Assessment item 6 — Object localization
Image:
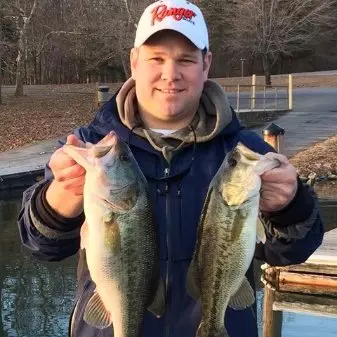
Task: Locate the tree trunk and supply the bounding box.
[14,0,38,96]
[24,56,27,85]
[15,40,24,96]
[0,47,2,104]
[261,54,272,86]
[24,35,28,86]
[39,53,42,84]
[75,62,80,83]
[0,60,2,105]
[249,54,255,76]
[33,52,37,84]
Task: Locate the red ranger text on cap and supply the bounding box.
[151,5,196,25]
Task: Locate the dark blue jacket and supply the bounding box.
[18,93,323,337]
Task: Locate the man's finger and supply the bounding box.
[49,147,78,170]
[264,152,289,165]
[63,177,85,190]
[66,135,85,147]
[54,165,86,182]
[261,164,297,183]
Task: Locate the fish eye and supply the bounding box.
[120,154,130,162]
[228,158,237,167]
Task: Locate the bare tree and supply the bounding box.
[0,3,5,104]
[231,0,337,85]
[1,0,337,87]
[12,0,38,95]
[0,31,3,105]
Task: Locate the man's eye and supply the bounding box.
[181,59,194,64]
[150,57,163,62]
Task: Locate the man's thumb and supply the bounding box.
[66,134,85,147]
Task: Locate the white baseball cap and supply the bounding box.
[134,0,209,50]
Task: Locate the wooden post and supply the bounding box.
[261,126,285,337]
[95,82,100,107]
[236,84,240,112]
[251,74,256,110]
[274,87,278,110]
[288,74,293,110]
[263,86,266,111]
[263,287,283,337]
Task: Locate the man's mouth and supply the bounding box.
[157,89,184,94]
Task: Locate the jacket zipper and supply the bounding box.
[164,166,172,337]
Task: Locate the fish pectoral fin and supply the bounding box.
[147,278,165,318]
[83,291,112,329]
[103,216,121,255]
[80,221,88,249]
[228,277,255,310]
[186,260,201,301]
[256,216,266,244]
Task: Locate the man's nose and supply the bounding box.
[161,60,181,81]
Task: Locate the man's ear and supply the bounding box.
[130,48,139,80]
[203,51,212,82]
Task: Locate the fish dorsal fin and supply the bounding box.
[147,278,166,318]
[185,188,215,303]
[84,291,112,329]
[256,216,266,244]
[228,277,255,310]
[186,259,201,301]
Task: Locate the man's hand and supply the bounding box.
[46,135,86,218]
[259,152,298,213]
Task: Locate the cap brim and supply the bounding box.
[135,27,206,50]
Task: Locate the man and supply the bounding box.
[18,0,323,336]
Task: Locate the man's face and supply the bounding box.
[130,30,212,129]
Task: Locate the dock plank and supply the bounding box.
[306,228,337,265]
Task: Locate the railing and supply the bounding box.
[222,75,293,113]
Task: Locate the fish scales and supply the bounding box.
[198,192,253,336]
[64,132,165,337]
[187,142,280,337]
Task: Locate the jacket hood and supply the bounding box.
[89,78,244,160]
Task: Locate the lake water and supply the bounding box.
[1,190,337,337]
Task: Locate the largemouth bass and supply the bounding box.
[187,142,280,337]
[64,131,164,337]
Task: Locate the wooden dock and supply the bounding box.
[261,228,337,337]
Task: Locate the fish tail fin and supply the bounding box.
[196,322,230,337]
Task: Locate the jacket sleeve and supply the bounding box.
[17,127,88,262]
[238,129,324,266]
